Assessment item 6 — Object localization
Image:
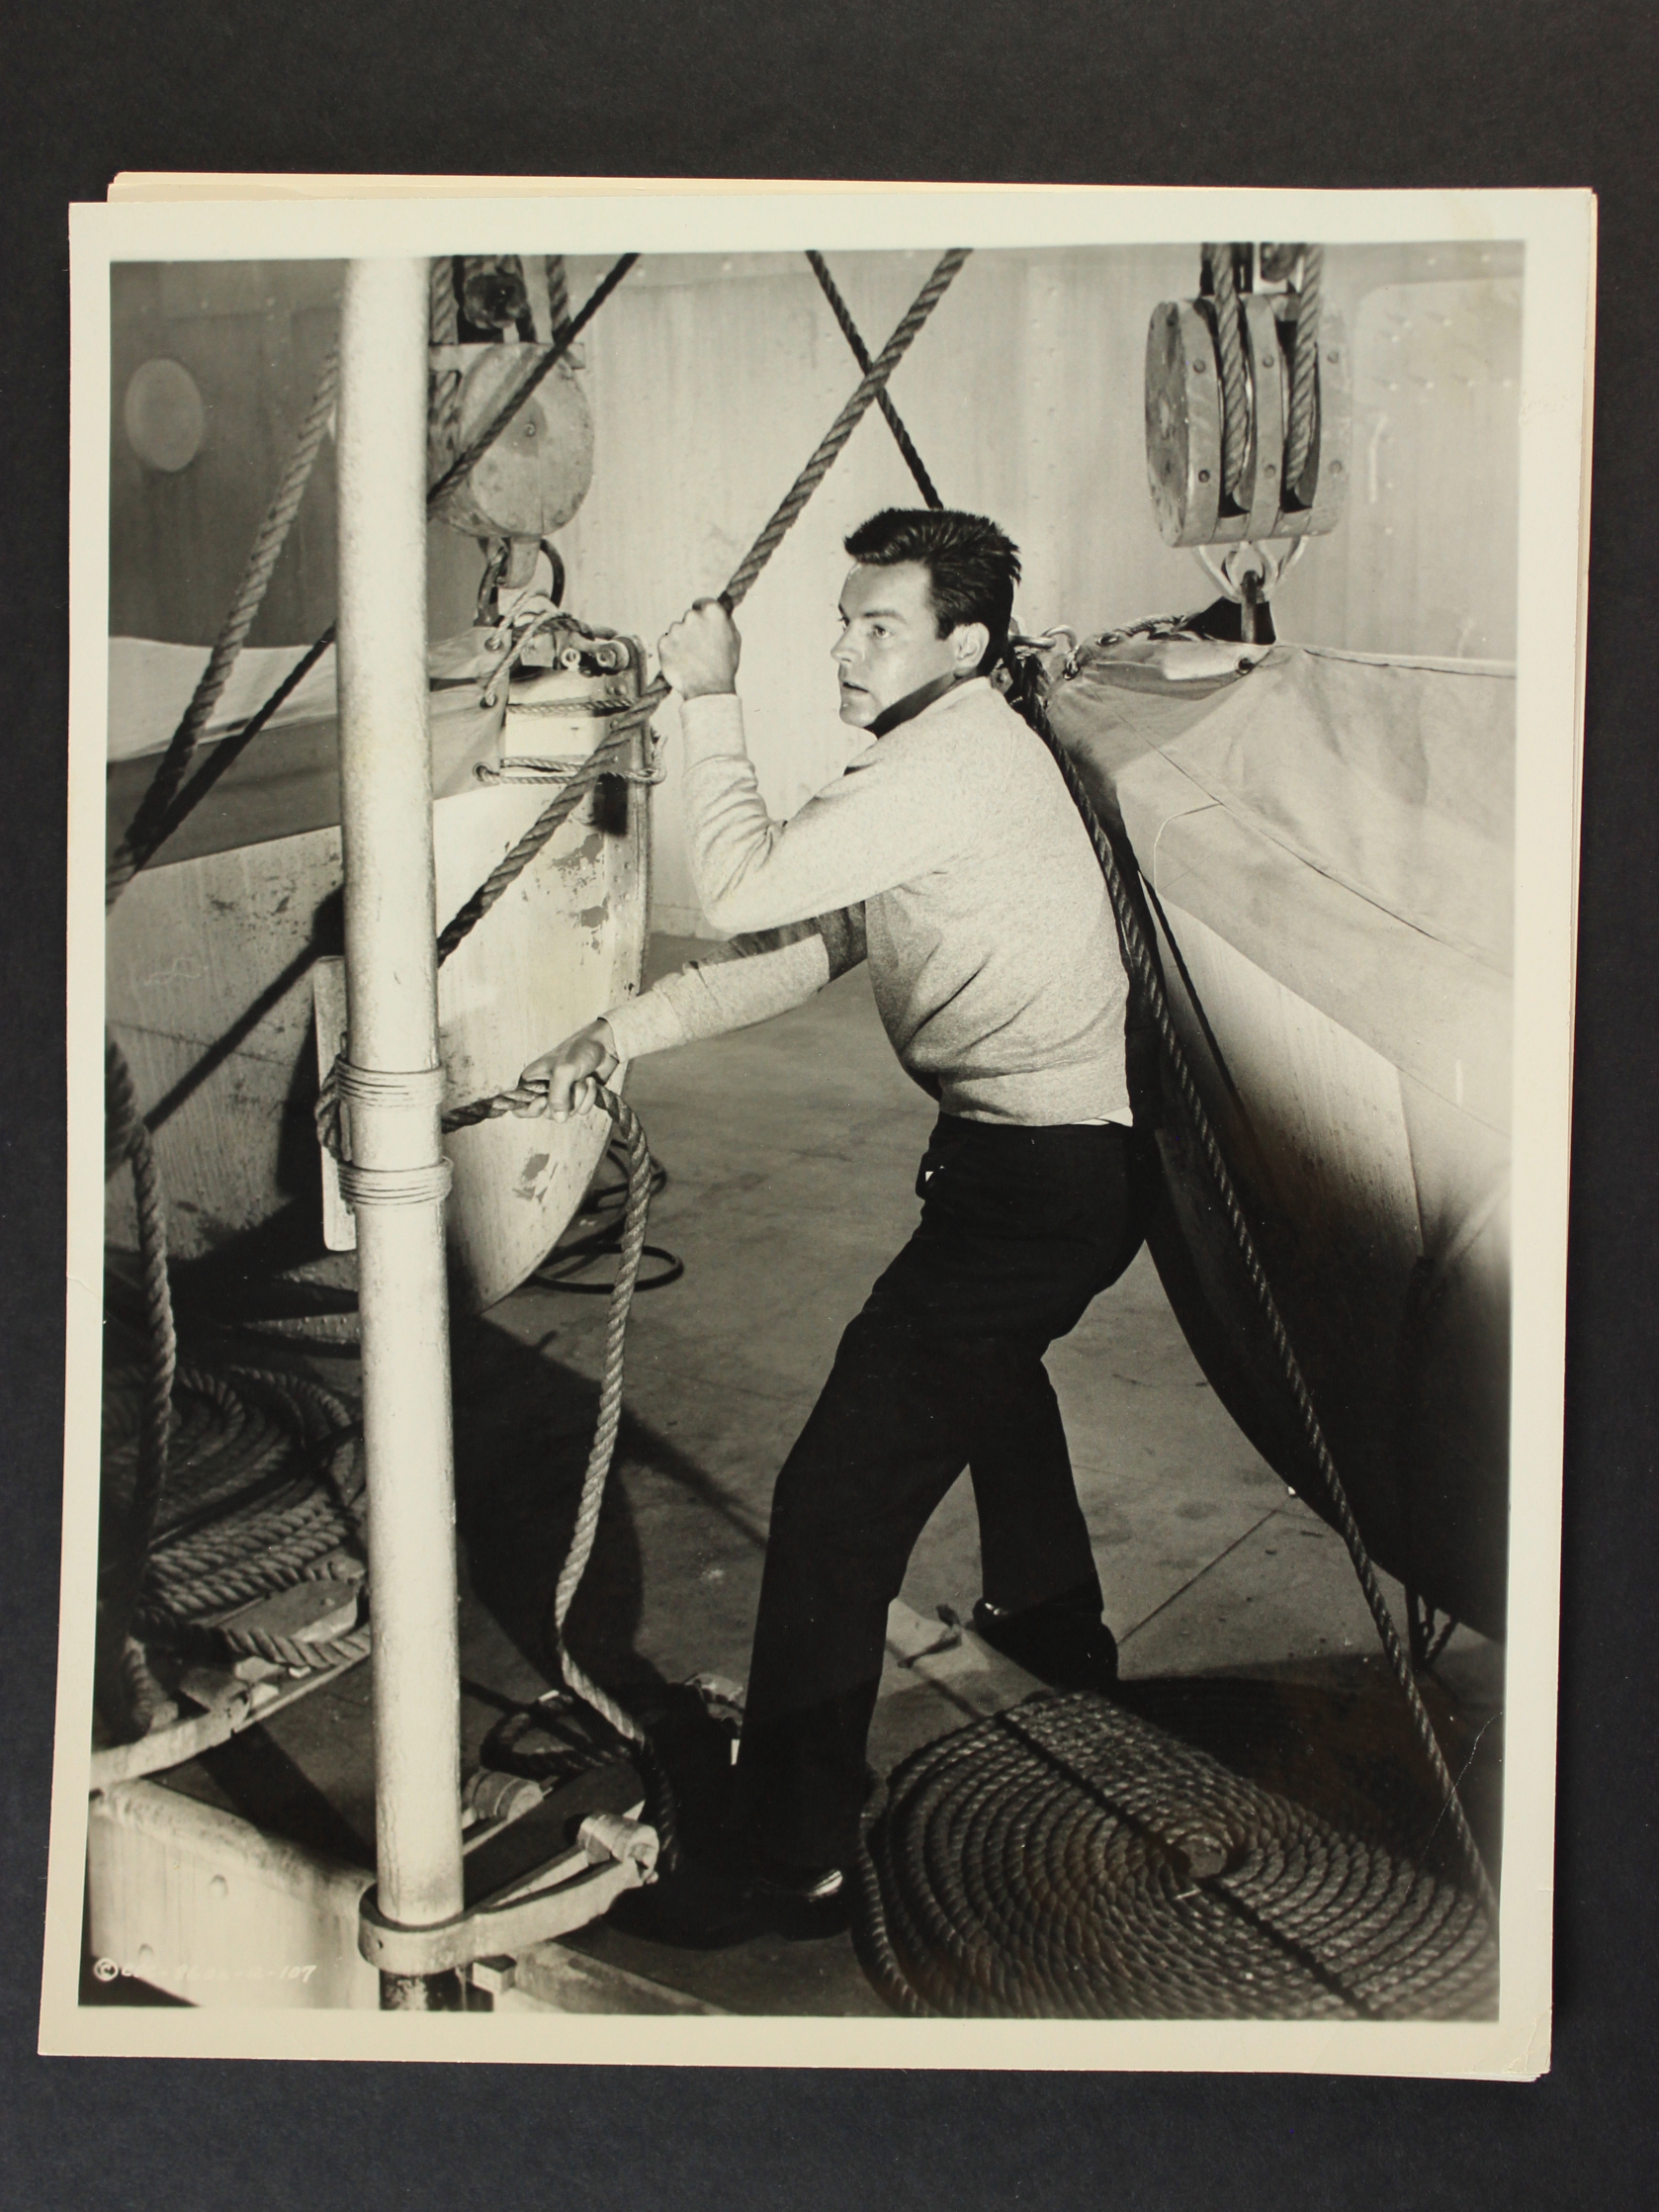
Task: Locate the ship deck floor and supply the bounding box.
[101,934,1505,2018]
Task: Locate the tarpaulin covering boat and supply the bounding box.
[1044,635,1513,1637]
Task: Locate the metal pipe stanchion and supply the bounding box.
[335,257,466,2010]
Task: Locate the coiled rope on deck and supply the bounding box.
[104,1033,373,1726]
[105,1043,368,1726]
[857,1695,1497,2021]
[99,1354,370,1699]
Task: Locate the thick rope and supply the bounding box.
[218,1620,374,1671]
[544,1092,655,1744]
[112,1636,177,1737]
[432,249,970,966]
[104,1036,177,1656]
[131,629,338,875]
[107,346,340,908]
[1205,243,1251,508]
[147,1504,358,1613]
[429,257,459,347]
[1284,244,1324,499]
[721,248,968,612]
[546,254,570,332]
[433,720,655,967]
[1010,663,1497,1924]
[475,753,664,790]
[806,251,943,507]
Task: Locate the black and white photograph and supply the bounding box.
[44,182,1590,2069]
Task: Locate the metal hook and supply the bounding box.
[1192,536,1306,603]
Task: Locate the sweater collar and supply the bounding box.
[869,669,987,739]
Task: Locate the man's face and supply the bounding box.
[832,560,970,728]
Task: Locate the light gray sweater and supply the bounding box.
[602,676,1131,1125]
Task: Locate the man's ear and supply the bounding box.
[951,621,990,672]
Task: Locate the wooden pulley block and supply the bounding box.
[1145,300,1222,548]
[1241,294,1287,544]
[427,341,595,542]
[1144,294,1352,548]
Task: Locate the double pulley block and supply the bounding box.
[1146,243,1350,552]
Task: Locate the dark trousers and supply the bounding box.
[736,1111,1146,1868]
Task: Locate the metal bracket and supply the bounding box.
[89,1652,366,1793]
[356,1812,658,1977]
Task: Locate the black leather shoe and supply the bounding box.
[607,1853,851,1951]
[972,1582,1119,1692]
[747,1857,853,1941]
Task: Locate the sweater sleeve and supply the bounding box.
[676,691,987,933]
[601,906,866,1062]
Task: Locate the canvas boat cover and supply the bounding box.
[1043,636,1516,1635]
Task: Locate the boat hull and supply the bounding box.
[1045,640,1513,1638]
[107,652,651,1315]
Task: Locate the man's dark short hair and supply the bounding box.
[843,509,1021,672]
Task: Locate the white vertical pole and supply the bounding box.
[335,258,464,1998]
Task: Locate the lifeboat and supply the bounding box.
[1041,631,1512,1638]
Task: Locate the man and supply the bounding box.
[518,508,1142,1935]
